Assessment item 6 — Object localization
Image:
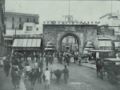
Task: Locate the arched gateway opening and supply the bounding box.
[58,33,80,52]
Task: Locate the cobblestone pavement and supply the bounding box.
[0,62,119,90]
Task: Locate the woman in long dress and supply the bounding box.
[19,71,26,90]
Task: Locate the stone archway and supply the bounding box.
[58,32,80,52]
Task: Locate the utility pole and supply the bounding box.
[63,0,73,22]
[111,0,113,15]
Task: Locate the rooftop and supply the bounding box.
[100,12,120,19]
[5,11,39,18]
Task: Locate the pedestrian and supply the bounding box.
[19,71,26,90]
[46,54,49,67]
[11,66,21,89]
[38,67,43,83]
[49,54,53,64]
[29,69,38,90]
[3,57,10,77]
[44,67,51,90]
[74,52,78,63]
[54,69,62,83]
[96,59,102,77]
[0,58,4,68]
[66,54,70,66]
[38,59,44,83]
[78,55,82,66]
[49,63,54,80]
[34,60,38,69]
[64,54,67,65]
[25,63,31,79]
[62,65,69,84]
[58,52,62,64]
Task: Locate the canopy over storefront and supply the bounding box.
[98,39,113,50]
[44,47,55,51]
[114,41,120,52]
[89,49,113,52]
[98,41,112,47]
[85,41,95,48]
[12,38,42,50]
[44,41,56,53]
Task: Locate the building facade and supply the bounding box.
[43,20,99,52]
[4,12,40,55]
[100,13,120,35]
[5,12,39,30]
[99,13,120,51]
[0,0,5,56]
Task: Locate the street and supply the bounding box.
[0,62,119,90]
[1,0,120,90]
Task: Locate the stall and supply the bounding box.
[44,42,56,64]
[44,42,56,55]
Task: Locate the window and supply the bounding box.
[12,17,14,29]
[26,18,29,22]
[36,28,39,31]
[26,26,33,31]
[19,17,22,22]
[12,17,14,22]
[4,17,7,21]
[12,23,14,29]
[119,25,120,30]
[33,18,36,23]
[19,17,22,29]
[19,24,23,29]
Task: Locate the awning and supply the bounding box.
[85,41,94,48]
[114,42,120,47]
[12,39,41,49]
[98,41,112,47]
[44,48,55,51]
[4,37,13,40]
[89,49,113,52]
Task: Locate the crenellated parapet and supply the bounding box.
[43,20,100,25]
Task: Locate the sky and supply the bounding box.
[5,0,120,29]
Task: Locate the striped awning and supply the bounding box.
[12,39,41,48]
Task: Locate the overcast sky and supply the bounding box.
[5,0,120,25]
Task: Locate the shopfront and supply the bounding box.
[12,38,43,61]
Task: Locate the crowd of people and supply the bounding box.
[2,52,69,90]
[1,49,108,90]
[57,51,82,65]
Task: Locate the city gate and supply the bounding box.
[43,21,99,53]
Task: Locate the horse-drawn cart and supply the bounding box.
[103,58,120,84]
